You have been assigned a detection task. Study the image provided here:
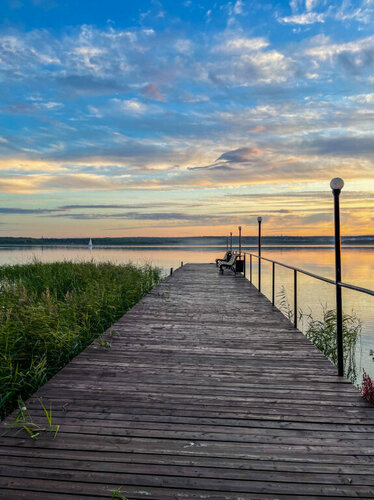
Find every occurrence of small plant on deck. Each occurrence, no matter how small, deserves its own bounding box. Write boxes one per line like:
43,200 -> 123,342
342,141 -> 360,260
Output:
112,486 -> 127,499
2,398 -> 59,440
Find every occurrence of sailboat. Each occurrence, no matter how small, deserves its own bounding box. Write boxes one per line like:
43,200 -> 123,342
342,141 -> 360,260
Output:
88,238 -> 93,250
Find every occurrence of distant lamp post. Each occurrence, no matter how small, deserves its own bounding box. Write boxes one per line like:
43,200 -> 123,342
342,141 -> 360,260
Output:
226,235 -> 229,251
330,177 -> 344,376
230,232 -> 233,251
257,217 -> 262,292
238,226 -> 242,255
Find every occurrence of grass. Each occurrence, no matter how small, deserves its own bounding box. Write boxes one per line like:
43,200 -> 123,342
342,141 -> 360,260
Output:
112,486 -> 127,499
305,308 -> 360,382
277,286 -> 360,382
0,260 -> 161,419
2,397 -> 60,440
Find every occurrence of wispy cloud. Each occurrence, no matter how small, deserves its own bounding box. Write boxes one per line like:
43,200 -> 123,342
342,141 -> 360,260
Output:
280,12 -> 325,24
1,2 -> 374,235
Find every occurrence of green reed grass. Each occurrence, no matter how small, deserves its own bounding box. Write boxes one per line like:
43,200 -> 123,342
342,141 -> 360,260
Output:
277,286 -> 360,382
0,260 -> 161,419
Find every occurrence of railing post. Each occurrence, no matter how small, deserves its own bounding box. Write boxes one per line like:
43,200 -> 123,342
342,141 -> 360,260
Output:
238,226 -> 242,255
294,269 -> 297,328
272,262 -> 275,305
181,261 -> 183,267
257,217 -> 262,293
244,253 -> 246,278
250,254 -> 252,283
170,267 -> 173,276
331,177 -> 344,376
226,236 -> 229,251
230,232 -> 232,251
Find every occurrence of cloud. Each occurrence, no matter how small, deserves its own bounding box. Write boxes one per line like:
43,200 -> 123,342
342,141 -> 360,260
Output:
217,37 -> 269,53
350,93 -> 374,103
111,98 -> 149,115
208,47 -> 295,86
48,211 -> 220,222
305,34 -> 374,70
56,75 -> 130,94
174,39 -> 193,55
0,207 -> 62,214
300,135 -> 374,157
141,83 -> 166,102
280,12 -> 325,24
217,147 -> 263,163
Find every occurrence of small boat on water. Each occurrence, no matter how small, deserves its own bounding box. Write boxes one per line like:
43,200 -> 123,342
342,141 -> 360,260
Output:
88,238 -> 93,250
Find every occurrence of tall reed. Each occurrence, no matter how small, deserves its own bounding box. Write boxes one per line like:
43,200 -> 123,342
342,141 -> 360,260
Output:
0,260 -> 161,419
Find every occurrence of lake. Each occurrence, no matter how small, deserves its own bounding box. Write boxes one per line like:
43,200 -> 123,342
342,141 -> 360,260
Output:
1,244 -> 373,385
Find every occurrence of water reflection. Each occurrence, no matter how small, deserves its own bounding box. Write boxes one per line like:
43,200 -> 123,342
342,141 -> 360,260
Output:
1,244 -> 373,384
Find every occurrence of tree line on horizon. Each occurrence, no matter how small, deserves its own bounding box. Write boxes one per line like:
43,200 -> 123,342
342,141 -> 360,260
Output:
0,235 -> 373,246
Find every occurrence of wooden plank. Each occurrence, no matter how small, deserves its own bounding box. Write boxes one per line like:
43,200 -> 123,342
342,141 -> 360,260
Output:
1,263 -> 374,498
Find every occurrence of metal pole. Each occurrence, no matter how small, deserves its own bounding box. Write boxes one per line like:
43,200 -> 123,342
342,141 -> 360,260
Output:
181,261 -> 183,267
226,236 -> 228,251
238,226 -> 242,255
294,269 -> 297,329
244,253 -> 246,278
272,262 -> 275,305
257,217 -> 262,293
230,232 -> 232,251
170,267 -> 173,276
331,177 -> 344,376
250,254 -> 252,283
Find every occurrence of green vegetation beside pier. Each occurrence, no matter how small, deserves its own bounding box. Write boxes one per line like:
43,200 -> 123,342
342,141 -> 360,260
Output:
0,261 -> 161,419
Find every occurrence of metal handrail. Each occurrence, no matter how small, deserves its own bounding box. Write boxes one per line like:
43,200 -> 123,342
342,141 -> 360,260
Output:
245,252 -> 335,285
243,250 -> 374,333
339,281 -> 374,297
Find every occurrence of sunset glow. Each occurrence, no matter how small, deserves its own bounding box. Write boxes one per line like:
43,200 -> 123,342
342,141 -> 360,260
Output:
1,0 -> 374,237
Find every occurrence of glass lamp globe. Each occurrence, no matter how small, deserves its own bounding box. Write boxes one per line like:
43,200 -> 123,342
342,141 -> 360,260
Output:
330,178 -> 344,190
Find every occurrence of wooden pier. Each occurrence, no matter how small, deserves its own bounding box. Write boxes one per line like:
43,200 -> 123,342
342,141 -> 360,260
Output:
1,263 -> 374,499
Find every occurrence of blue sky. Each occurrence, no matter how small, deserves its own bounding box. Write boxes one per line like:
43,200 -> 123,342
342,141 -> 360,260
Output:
1,0 -> 374,236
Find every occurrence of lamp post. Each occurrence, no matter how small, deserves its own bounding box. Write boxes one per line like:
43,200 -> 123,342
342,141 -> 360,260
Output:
226,236 -> 229,251
330,177 -> 344,376
230,232 -> 233,251
257,216 -> 262,292
238,226 -> 242,255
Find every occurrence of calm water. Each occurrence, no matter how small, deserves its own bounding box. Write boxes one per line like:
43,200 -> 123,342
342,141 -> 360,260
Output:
1,245 -> 373,384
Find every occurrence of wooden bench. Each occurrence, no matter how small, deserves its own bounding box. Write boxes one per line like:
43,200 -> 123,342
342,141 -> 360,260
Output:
219,254 -> 238,274
215,251 -> 232,267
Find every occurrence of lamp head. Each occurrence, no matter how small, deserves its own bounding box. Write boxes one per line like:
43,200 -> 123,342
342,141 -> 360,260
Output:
257,216 -> 262,223
238,226 -> 242,230
330,177 -> 344,191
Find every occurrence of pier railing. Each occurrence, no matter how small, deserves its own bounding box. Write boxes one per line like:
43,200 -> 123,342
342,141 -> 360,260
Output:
226,178 -> 374,378
243,251 -> 374,378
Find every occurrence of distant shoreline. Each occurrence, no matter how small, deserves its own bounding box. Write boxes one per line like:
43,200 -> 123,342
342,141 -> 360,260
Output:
1,236 -> 374,247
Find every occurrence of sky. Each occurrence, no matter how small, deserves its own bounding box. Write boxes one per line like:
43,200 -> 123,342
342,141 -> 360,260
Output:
1,0 -> 374,237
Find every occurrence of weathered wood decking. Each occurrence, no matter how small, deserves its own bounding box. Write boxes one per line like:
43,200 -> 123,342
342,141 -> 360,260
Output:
1,263 -> 374,499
